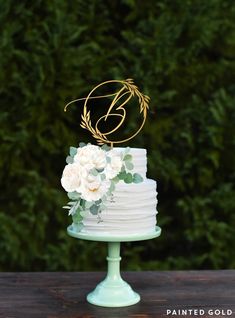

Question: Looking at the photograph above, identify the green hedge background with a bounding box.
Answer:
[0,0,235,271]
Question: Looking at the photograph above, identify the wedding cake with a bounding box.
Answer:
[61,144,158,236]
[61,79,160,308]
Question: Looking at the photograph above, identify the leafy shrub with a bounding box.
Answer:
[0,0,234,270]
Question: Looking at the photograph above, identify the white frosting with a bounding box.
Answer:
[80,179,158,235]
[74,147,158,236]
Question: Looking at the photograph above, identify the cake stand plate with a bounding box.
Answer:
[67,225,161,242]
[67,225,161,307]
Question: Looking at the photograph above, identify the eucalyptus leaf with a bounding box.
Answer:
[121,165,126,173]
[75,205,81,212]
[133,173,143,183]
[79,142,86,147]
[124,173,133,183]
[101,144,111,151]
[69,200,81,215]
[66,156,73,164]
[68,192,80,200]
[90,204,99,215]
[80,199,86,210]
[124,154,132,161]
[112,176,119,184]
[69,146,77,157]
[84,201,93,209]
[72,212,83,223]
[68,205,76,215]
[125,161,134,170]
[117,171,127,180]
[106,156,111,163]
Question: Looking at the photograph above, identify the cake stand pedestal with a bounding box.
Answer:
[67,225,161,308]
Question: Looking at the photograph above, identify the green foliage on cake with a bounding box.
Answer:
[0,0,235,271]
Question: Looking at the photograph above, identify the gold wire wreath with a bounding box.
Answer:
[64,79,150,146]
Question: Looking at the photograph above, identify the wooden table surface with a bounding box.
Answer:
[0,271,234,318]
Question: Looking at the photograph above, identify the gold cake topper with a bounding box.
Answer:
[64,79,150,146]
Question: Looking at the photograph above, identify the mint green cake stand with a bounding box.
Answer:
[67,224,161,308]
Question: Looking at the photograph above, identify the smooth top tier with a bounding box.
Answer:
[113,147,147,178]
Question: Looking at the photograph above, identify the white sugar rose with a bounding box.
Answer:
[105,150,122,179]
[81,174,110,201]
[74,144,106,171]
[61,163,83,192]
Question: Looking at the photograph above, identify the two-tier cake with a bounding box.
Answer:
[61,144,158,236]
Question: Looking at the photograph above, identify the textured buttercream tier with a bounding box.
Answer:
[80,179,158,235]
[113,147,147,178]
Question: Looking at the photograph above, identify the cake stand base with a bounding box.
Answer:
[67,225,161,307]
[87,278,140,307]
[87,241,140,307]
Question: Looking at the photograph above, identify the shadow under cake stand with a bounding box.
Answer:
[67,225,161,307]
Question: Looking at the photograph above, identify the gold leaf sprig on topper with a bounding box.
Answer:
[64,79,150,146]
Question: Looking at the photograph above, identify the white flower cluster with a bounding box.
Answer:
[61,143,143,219]
[61,144,122,201]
